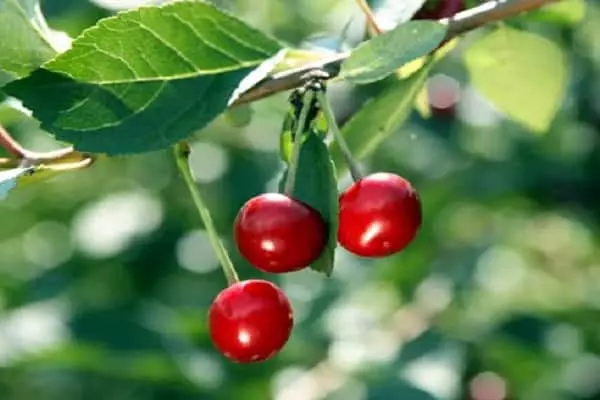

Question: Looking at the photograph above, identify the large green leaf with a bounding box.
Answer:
[464,27,567,133]
[330,62,432,175]
[339,21,446,84]
[279,133,338,276]
[0,0,60,80]
[6,1,281,154]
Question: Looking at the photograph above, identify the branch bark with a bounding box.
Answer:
[232,0,556,107]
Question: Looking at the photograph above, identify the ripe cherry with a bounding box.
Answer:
[234,193,327,273]
[209,279,293,363]
[338,173,422,258]
[413,0,465,20]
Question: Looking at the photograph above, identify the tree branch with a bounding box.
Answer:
[232,0,556,107]
[356,0,383,35]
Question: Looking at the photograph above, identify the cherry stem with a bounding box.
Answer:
[314,90,363,182]
[355,0,382,35]
[173,142,240,286]
[283,89,316,196]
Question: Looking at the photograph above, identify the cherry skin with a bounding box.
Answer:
[338,173,422,258]
[209,279,293,363]
[413,0,465,20]
[234,193,327,273]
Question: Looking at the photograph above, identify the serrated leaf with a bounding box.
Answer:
[6,1,281,154]
[339,21,446,84]
[0,166,32,199]
[330,61,432,175]
[0,0,60,80]
[464,27,567,133]
[279,133,338,276]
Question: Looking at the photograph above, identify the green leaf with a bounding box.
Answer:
[223,105,254,128]
[339,21,446,84]
[464,27,567,133]
[0,0,60,80]
[279,133,338,276]
[330,61,432,175]
[0,166,33,199]
[6,1,281,154]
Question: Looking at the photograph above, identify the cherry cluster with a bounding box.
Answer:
[207,80,422,364]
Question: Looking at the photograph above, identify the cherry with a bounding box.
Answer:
[338,173,422,258]
[234,193,327,273]
[413,0,465,20]
[427,74,461,119]
[209,279,293,363]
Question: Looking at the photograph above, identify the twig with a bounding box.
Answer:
[232,0,556,107]
[0,123,95,171]
[356,0,382,35]
[0,124,27,157]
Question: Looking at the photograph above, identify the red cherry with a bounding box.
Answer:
[209,279,293,363]
[234,193,327,273]
[413,0,465,20]
[338,173,422,258]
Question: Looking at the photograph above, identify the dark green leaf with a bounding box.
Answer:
[331,61,432,175]
[464,27,567,133]
[6,1,281,154]
[0,0,62,81]
[340,21,446,84]
[279,133,338,276]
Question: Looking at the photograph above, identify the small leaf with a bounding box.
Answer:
[6,1,281,154]
[279,91,328,163]
[331,61,432,175]
[0,0,62,81]
[339,21,446,84]
[0,166,32,199]
[223,105,254,128]
[279,133,338,276]
[464,27,567,133]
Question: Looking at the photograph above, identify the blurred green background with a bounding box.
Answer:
[1,0,599,399]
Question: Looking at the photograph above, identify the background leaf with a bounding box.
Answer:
[0,0,60,81]
[529,0,586,25]
[0,166,32,199]
[279,133,338,276]
[330,62,432,175]
[339,21,446,84]
[464,27,567,133]
[6,1,281,154]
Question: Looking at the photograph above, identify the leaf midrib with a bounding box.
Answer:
[43,59,265,86]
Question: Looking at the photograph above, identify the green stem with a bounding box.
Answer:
[173,142,240,286]
[315,90,363,182]
[283,90,316,195]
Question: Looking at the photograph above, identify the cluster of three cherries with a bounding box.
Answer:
[209,170,422,363]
